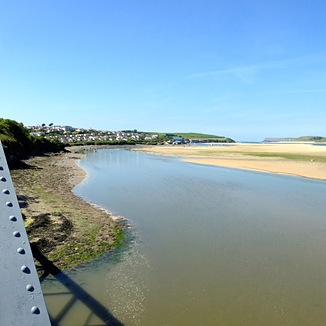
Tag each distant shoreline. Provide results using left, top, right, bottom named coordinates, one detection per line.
left=134, top=143, right=326, bottom=181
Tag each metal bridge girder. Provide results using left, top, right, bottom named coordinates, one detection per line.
left=0, top=141, right=51, bottom=325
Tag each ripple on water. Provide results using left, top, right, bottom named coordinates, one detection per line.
left=105, top=235, right=150, bottom=325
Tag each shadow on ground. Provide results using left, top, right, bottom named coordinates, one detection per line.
left=32, top=245, right=124, bottom=326
left=9, top=160, right=43, bottom=170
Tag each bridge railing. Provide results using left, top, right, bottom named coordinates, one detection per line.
left=0, top=141, right=51, bottom=325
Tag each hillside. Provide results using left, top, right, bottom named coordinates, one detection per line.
left=295, top=136, right=326, bottom=142
left=0, top=118, right=64, bottom=163
left=264, top=136, right=326, bottom=143
left=0, top=118, right=235, bottom=162
left=162, top=132, right=235, bottom=143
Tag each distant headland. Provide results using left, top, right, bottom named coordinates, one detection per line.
left=263, top=136, right=326, bottom=143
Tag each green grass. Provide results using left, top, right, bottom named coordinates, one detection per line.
left=173, top=132, right=225, bottom=139
left=154, top=132, right=233, bottom=140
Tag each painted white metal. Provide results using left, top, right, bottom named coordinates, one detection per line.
left=0, top=141, right=51, bottom=325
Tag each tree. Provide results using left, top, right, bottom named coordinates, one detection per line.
left=0, top=118, right=64, bottom=163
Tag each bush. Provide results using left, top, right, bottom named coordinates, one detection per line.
left=0, top=118, right=64, bottom=163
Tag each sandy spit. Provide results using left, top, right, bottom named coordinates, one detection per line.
left=134, top=143, right=326, bottom=180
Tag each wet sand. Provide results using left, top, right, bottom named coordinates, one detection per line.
left=135, top=143, right=326, bottom=180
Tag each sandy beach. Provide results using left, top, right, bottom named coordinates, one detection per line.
left=135, top=143, right=326, bottom=180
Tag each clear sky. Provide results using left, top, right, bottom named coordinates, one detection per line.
left=1, top=0, right=325, bottom=141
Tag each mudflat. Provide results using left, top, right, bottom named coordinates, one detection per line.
left=135, top=143, right=326, bottom=180
left=10, top=150, right=124, bottom=274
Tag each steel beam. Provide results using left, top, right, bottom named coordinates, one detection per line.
left=0, top=141, right=51, bottom=325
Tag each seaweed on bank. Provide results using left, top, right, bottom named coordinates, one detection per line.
left=10, top=152, right=127, bottom=275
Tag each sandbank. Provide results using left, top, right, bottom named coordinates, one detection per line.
left=135, top=143, right=326, bottom=180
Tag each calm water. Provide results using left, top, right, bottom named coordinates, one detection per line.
left=42, top=149, right=326, bottom=325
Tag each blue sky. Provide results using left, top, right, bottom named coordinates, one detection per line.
left=1, top=0, right=325, bottom=141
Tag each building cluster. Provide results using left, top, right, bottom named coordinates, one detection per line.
left=28, top=125, right=159, bottom=144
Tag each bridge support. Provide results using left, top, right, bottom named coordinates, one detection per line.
left=0, top=141, right=51, bottom=325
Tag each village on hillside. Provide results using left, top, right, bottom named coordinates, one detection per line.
left=27, top=124, right=234, bottom=145
left=28, top=124, right=161, bottom=144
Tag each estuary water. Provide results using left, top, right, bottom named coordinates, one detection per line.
left=42, top=148, right=326, bottom=325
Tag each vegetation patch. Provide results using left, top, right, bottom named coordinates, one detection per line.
left=243, top=152, right=326, bottom=162
left=295, top=136, right=326, bottom=142
left=0, top=118, right=64, bottom=163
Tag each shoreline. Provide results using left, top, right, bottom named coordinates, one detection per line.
left=134, top=143, right=326, bottom=181
left=183, top=157, right=326, bottom=180
left=11, top=149, right=126, bottom=274
left=10, top=143, right=326, bottom=272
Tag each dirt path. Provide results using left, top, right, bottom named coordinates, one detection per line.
left=11, top=150, right=125, bottom=274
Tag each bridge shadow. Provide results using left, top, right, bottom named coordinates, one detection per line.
left=31, top=245, right=124, bottom=326
left=9, top=160, right=43, bottom=170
